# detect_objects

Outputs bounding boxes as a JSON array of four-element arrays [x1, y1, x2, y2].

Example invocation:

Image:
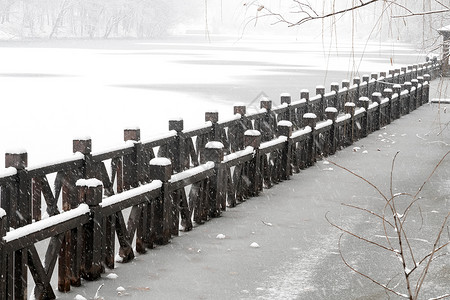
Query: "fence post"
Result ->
[[303, 113, 317, 166], [73, 138, 93, 177], [316, 86, 325, 120], [325, 107, 338, 154], [244, 130, 262, 196], [345, 102, 356, 144], [149, 158, 172, 245], [393, 84, 402, 119], [259, 98, 276, 141], [372, 93, 382, 130], [383, 88, 393, 123], [301, 89, 310, 126], [124, 128, 142, 190], [5, 150, 29, 299], [277, 121, 293, 180], [357, 97, 370, 137], [411, 79, 419, 109], [404, 82, 413, 114], [423, 74, 431, 103], [231, 104, 247, 152], [169, 119, 185, 172], [77, 179, 103, 281], [205, 111, 220, 141], [353, 77, 361, 101], [203, 142, 225, 217]]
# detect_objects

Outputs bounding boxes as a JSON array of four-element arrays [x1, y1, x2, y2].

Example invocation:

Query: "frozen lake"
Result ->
[[0, 35, 427, 169]]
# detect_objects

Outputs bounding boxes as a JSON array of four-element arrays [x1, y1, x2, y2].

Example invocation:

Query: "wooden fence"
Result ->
[[0, 59, 441, 299]]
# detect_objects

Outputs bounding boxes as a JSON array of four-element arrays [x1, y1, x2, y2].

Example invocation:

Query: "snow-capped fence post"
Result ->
[[245, 130, 262, 196], [411, 79, 419, 109], [277, 121, 293, 180], [259, 98, 276, 142], [301, 89, 310, 124], [149, 158, 172, 245], [77, 179, 103, 281], [330, 82, 339, 108], [303, 113, 317, 166], [372, 93, 382, 131], [383, 88, 393, 124], [353, 77, 361, 102], [315, 86, 325, 120], [203, 142, 225, 217], [168, 119, 185, 173], [73, 138, 93, 177], [0, 208, 7, 300], [325, 107, 338, 154], [392, 84, 402, 119], [5, 150, 29, 299], [280, 93, 296, 128], [345, 102, 356, 144], [123, 127, 149, 253], [357, 97, 370, 137], [123, 128, 142, 189], [205, 111, 220, 141], [404, 82, 413, 114], [417, 77, 424, 106], [231, 104, 247, 152], [423, 74, 431, 103]]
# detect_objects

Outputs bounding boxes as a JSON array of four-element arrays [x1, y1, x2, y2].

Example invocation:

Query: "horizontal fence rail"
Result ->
[[0, 58, 442, 299]]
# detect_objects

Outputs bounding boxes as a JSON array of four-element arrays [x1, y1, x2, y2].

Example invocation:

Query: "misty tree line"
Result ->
[[0, 0, 198, 38]]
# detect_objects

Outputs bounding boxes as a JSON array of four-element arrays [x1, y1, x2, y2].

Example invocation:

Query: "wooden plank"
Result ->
[[168, 168, 215, 192], [5, 215, 90, 252], [26, 159, 84, 178], [27, 245, 55, 299], [101, 189, 159, 216]]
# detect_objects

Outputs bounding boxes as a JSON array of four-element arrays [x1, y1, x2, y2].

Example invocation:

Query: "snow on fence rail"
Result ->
[[0, 58, 441, 299]]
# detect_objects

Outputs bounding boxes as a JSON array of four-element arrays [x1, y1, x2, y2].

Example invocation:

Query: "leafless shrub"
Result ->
[[326, 151, 450, 299]]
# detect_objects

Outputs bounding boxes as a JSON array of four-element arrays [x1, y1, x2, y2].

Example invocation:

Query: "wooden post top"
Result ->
[[124, 128, 141, 142], [233, 104, 246, 116], [244, 130, 261, 148], [205, 111, 219, 123], [76, 179, 103, 206], [149, 158, 172, 182], [5, 150, 27, 169], [169, 119, 184, 132], [73, 138, 92, 155], [280, 93, 291, 105]]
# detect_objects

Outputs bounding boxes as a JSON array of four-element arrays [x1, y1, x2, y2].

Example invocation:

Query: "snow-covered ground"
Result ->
[[0, 34, 426, 169]]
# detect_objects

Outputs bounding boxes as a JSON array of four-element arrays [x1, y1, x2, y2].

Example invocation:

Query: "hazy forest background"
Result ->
[[0, 0, 447, 51]]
